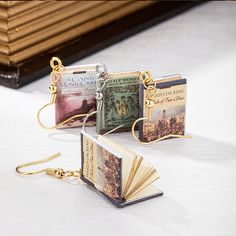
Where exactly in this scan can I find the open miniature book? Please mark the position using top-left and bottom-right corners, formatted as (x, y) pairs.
(80, 130), (163, 207)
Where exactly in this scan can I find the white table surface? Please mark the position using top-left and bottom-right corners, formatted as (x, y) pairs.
(1, 2), (236, 236)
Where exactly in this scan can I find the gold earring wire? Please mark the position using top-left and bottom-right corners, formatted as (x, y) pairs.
(16, 153), (61, 176)
(131, 117), (191, 145)
(16, 153), (81, 179)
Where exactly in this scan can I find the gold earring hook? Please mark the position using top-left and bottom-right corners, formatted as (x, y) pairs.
(16, 153), (81, 179)
(16, 153), (61, 176)
(82, 109), (124, 135)
(50, 57), (62, 71)
(139, 70), (153, 88)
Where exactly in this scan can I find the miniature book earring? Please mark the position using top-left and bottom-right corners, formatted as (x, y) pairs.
(132, 71), (191, 144)
(95, 70), (141, 134)
(16, 126), (163, 207)
(37, 57), (107, 130)
(81, 68), (142, 134)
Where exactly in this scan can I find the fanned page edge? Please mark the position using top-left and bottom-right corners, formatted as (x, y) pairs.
(123, 155), (143, 197)
(119, 185), (163, 208)
(124, 166), (159, 200)
(126, 170), (159, 200)
(97, 134), (161, 202)
(154, 74), (182, 84)
(59, 63), (102, 73)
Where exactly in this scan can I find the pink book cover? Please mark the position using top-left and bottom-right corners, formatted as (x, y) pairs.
(55, 68), (97, 128)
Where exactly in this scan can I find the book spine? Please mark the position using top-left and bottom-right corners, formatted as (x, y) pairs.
(80, 132), (96, 189)
(138, 84), (145, 141)
(96, 94), (104, 134)
(80, 132), (84, 178)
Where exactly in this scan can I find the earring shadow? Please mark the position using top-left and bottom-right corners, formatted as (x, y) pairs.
(47, 126), (98, 142)
(48, 128), (81, 142)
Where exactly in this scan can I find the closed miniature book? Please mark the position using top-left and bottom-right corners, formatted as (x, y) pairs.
(139, 74), (187, 142)
(55, 64), (103, 128)
(80, 130), (163, 207)
(96, 71), (140, 134)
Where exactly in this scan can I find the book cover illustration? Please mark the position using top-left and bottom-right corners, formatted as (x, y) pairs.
(55, 69), (97, 128)
(139, 76), (187, 142)
(96, 71), (140, 134)
(81, 132), (122, 203)
(81, 130), (163, 207)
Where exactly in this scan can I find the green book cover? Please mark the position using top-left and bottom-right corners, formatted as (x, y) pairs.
(96, 71), (140, 134)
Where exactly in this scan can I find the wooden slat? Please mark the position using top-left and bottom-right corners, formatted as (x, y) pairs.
(0, 6), (7, 19)
(0, 18), (6, 31)
(0, 2), (100, 39)
(8, 1), (103, 42)
(8, 1), (76, 29)
(0, 1), (44, 19)
(0, 30), (7, 42)
(2, 1), (131, 54)
(8, 1), (45, 17)
(0, 1), (24, 8)
(0, 52), (8, 64)
(0, 1), (199, 87)
(0, 2), (78, 33)
(2, 1), (155, 64)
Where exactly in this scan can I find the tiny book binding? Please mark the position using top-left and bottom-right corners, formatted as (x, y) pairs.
(80, 130), (163, 207)
(55, 64), (101, 128)
(139, 74), (187, 142)
(96, 71), (140, 134)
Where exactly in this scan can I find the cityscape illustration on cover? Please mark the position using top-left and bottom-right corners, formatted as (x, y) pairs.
(140, 77), (187, 142)
(81, 133), (122, 202)
(55, 71), (97, 128)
